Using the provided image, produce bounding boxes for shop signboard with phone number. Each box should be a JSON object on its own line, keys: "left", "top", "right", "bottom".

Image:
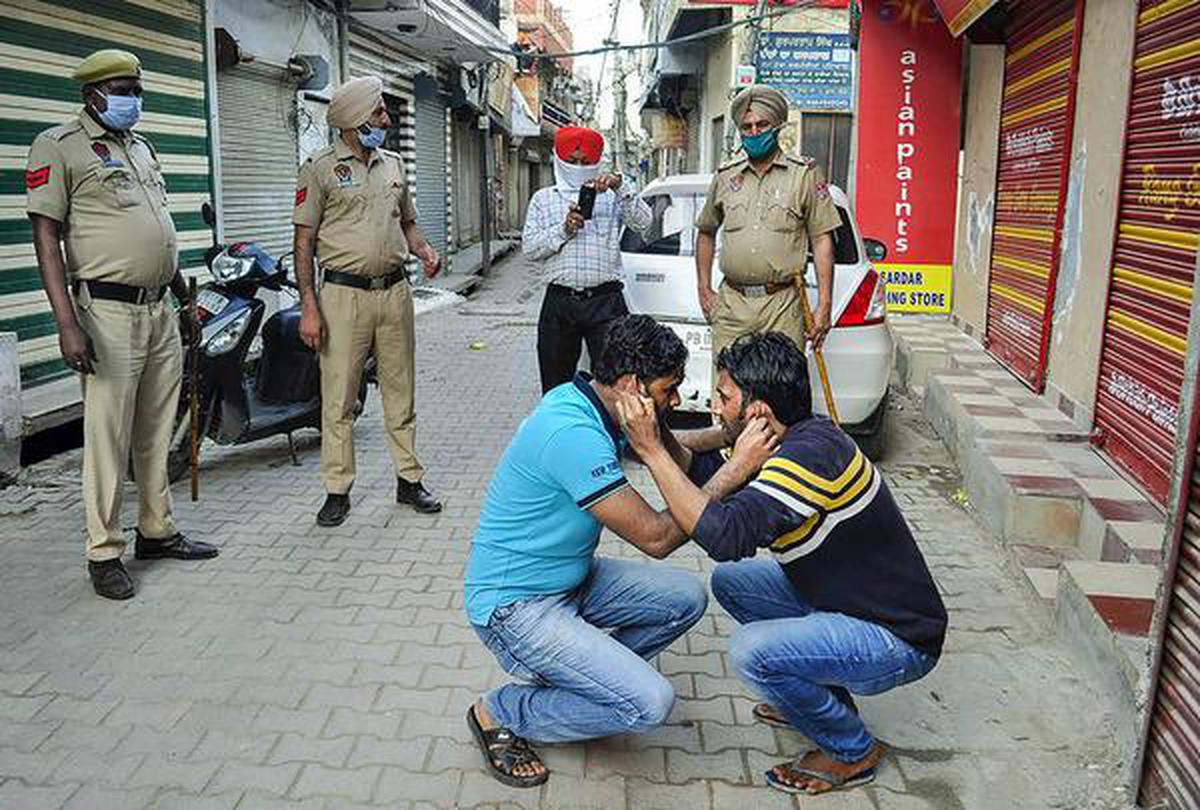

{"left": 756, "top": 32, "right": 853, "bottom": 112}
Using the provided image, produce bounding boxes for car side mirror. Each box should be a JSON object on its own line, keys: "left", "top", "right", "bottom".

{"left": 863, "top": 238, "right": 887, "bottom": 262}
{"left": 201, "top": 201, "right": 216, "bottom": 228}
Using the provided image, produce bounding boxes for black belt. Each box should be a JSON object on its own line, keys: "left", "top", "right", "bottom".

{"left": 73, "top": 280, "right": 167, "bottom": 304}
{"left": 548, "top": 280, "right": 623, "bottom": 299}
{"left": 324, "top": 269, "right": 406, "bottom": 291}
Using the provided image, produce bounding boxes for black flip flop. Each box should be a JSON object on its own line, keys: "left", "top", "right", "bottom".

{"left": 466, "top": 705, "right": 548, "bottom": 789}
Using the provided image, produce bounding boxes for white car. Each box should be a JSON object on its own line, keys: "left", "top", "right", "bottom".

{"left": 619, "top": 173, "right": 894, "bottom": 457}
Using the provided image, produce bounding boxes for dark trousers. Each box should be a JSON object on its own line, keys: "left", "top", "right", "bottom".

{"left": 537, "top": 283, "right": 629, "bottom": 394}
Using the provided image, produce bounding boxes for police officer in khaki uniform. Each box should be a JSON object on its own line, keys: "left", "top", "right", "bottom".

{"left": 25, "top": 50, "right": 218, "bottom": 600}
{"left": 696, "top": 85, "right": 841, "bottom": 363}
{"left": 293, "top": 76, "right": 442, "bottom": 527}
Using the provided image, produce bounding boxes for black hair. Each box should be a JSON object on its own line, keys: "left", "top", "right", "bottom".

{"left": 592, "top": 315, "right": 688, "bottom": 386}
{"left": 716, "top": 332, "right": 812, "bottom": 426}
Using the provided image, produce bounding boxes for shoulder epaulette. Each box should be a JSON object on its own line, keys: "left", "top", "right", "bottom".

{"left": 718, "top": 155, "right": 748, "bottom": 172}
{"left": 787, "top": 154, "right": 816, "bottom": 166}
{"left": 44, "top": 120, "right": 83, "bottom": 142}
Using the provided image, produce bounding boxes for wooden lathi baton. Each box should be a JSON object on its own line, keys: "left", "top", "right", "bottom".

{"left": 188, "top": 276, "right": 200, "bottom": 501}
{"left": 794, "top": 272, "right": 840, "bottom": 425}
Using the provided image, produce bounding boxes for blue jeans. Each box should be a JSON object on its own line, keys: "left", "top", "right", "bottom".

{"left": 712, "top": 559, "right": 937, "bottom": 763}
{"left": 474, "top": 557, "right": 707, "bottom": 743}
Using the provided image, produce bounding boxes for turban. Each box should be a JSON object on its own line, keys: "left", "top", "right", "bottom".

{"left": 730, "top": 84, "right": 789, "bottom": 127}
{"left": 554, "top": 127, "right": 604, "bottom": 165}
{"left": 73, "top": 49, "right": 141, "bottom": 84}
{"left": 328, "top": 76, "right": 383, "bottom": 129}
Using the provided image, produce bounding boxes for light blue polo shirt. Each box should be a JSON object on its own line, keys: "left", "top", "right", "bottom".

{"left": 464, "top": 372, "right": 629, "bottom": 626}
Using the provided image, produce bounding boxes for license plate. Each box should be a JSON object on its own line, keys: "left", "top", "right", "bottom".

{"left": 196, "top": 289, "right": 229, "bottom": 317}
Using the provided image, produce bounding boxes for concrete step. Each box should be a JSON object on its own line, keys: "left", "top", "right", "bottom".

{"left": 1056, "top": 560, "right": 1158, "bottom": 740}
{"left": 963, "top": 442, "right": 1084, "bottom": 547}
{"left": 889, "top": 315, "right": 986, "bottom": 396}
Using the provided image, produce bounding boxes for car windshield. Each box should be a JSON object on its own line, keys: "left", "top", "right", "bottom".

{"left": 621, "top": 190, "right": 860, "bottom": 264}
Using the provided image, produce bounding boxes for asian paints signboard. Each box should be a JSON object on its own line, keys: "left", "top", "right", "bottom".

{"left": 855, "top": 0, "right": 962, "bottom": 313}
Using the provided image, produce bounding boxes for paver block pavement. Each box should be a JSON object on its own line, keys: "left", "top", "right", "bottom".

{"left": 0, "top": 252, "right": 1133, "bottom": 808}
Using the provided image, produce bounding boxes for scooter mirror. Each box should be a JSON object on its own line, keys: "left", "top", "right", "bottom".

{"left": 201, "top": 202, "right": 216, "bottom": 228}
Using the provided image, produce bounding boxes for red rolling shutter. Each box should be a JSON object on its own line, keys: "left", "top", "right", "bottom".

{"left": 1093, "top": 0, "right": 1200, "bottom": 505}
{"left": 983, "top": 0, "right": 1085, "bottom": 391}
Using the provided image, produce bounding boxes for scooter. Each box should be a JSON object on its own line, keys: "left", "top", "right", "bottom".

{"left": 162, "top": 209, "right": 370, "bottom": 482}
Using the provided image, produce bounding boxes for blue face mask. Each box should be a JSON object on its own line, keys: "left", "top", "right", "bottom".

{"left": 96, "top": 93, "right": 142, "bottom": 131}
{"left": 742, "top": 127, "right": 779, "bottom": 160}
{"left": 357, "top": 127, "right": 386, "bottom": 149}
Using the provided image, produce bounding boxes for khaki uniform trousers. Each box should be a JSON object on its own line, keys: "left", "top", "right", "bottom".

{"left": 319, "top": 280, "right": 422, "bottom": 494}
{"left": 710, "top": 281, "right": 808, "bottom": 360}
{"left": 76, "top": 296, "right": 181, "bottom": 561}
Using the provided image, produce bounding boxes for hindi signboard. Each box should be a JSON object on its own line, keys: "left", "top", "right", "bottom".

{"left": 757, "top": 32, "right": 853, "bottom": 112}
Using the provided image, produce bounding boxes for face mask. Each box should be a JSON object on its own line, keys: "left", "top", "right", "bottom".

{"left": 742, "top": 127, "right": 779, "bottom": 160}
{"left": 554, "top": 155, "right": 601, "bottom": 191}
{"left": 95, "top": 93, "right": 142, "bottom": 131}
{"left": 357, "top": 127, "right": 386, "bottom": 149}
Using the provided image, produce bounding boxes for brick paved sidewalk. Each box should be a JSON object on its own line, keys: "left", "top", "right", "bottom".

{"left": 0, "top": 253, "right": 1130, "bottom": 809}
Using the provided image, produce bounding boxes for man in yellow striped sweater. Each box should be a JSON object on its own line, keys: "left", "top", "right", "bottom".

{"left": 617, "top": 331, "right": 947, "bottom": 798}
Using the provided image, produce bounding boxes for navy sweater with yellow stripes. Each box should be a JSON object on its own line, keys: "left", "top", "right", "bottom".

{"left": 693, "top": 417, "right": 947, "bottom": 658}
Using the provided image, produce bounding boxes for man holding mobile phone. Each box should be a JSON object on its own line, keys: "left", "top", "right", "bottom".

{"left": 522, "top": 127, "right": 653, "bottom": 394}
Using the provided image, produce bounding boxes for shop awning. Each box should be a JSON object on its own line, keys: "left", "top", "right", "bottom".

{"left": 933, "top": 0, "right": 1001, "bottom": 36}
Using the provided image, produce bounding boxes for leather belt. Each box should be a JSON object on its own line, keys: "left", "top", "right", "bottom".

{"left": 725, "top": 280, "right": 792, "bottom": 298}
{"left": 547, "top": 280, "right": 624, "bottom": 299}
{"left": 73, "top": 280, "right": 167, "bottom": 304}
{"left": 324, "top": 268, "right": 406, "bottom": 291}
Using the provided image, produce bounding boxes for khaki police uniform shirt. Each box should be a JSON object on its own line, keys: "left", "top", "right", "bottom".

{"left": 25, "top": 111, "right": 178, "bottom": 286}
{"left": 292, "top": 138, "right": 418, "bottom": 277}
{"left": 696, "top": 153, "right": 841, "bottom": 285}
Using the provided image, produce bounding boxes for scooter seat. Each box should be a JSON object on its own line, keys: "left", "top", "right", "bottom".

{"left": 257, "top": 306, "right": 319, "bottom": 403}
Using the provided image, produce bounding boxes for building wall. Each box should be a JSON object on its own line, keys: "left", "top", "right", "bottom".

{"left": 1042, "top": 0, "right": 1138, "bottom": 425}
{"left": 950, "top": 43, "right": 1004, "bottom": 337}
{"left": 213, "top": 0, "right": 340, "bottom": 80}
{"left": 701, "top": 31, "right": 733, "bottom": 170}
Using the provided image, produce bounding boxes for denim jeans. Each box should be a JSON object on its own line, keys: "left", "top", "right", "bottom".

{"left": 474, "top": 557, "right": 707, "bottom": 743}
{"left": 712, "top": 558, "right": 937, "bottom": 763}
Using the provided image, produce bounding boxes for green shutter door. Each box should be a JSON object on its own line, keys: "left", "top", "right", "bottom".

{"left": 0, "top": 0, "right": 212, "bottom": 397}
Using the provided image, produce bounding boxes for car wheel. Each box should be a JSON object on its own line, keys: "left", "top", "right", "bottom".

{"left": 851, "top": 394, "right": 889, "bottom": 461}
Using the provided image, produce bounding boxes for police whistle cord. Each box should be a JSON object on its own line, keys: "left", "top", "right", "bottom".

{"left": 189, "top": 276, "right": 200, "bottom": 502}
{"left": 794, "top": 274, "right": 839, "bottom": 425}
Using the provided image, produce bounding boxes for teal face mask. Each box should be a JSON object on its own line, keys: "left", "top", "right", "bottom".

{"left": 742, "top": 127, "right": 779, "bottom": 160}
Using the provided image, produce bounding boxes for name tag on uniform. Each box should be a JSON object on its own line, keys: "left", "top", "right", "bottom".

{"left": 333, "top": 163, "right": 357, "bottom": 188}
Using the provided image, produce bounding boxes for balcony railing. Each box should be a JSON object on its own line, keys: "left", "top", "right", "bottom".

{"left": 542, "top": 100, "right": 573, "bottom": 129}
{"left": 464, "top": 0, "right": 500, "bottom": 26}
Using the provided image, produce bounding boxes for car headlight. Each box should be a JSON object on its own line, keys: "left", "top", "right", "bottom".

{"left": 205, "top": 309, "right": 253, "bottom": 356}
{"left": 210, "top": 254, "right": 253, "bottom": 282}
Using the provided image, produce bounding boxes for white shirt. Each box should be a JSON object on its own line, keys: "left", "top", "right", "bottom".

{"left": 522, "top": 185, "right": 653, "bottom": 290}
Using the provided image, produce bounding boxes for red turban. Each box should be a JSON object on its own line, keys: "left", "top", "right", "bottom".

{"left": 554, "top": 127, "right": 604, "bottom": 164}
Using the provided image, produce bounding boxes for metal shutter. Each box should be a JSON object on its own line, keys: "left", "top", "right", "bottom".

{"left": 414, "top": 93, "right": 449, "bottom": 256}
{"left": 1141, "top": 351, "right": 1200, "bottom": 807}
{"left": 1092, "top": 0, "right": 1200, "bottom": 505}
{"left": 217, "top": 61, "right": 298, "bottom": 259}
{"left": 453, "top": 116, "right": 481, "bottom": 245}
{"left": 983, "top": 0, "right": 1084, "bottom": 391}
{"left": 686, "top": 105, "right": 701, "bottom": 173}
{"left": 0, "top": 0, "right": 211, "bottom": 396}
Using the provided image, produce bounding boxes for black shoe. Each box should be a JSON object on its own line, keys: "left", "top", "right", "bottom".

{"left": 88, "top": 559, "right": 135, "bottom": 600}
{"left": 317, "top": 493, "right": 351, "bottom": 526}
{"left": 396, "top": 478, "right": 442, "bottom": 513}
{"left": 134, "top": 531, "right": 219, "bottom": 560}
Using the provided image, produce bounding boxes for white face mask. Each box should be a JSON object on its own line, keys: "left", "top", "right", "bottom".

{"left": 554, "top": 156, "right": 602, "bottom": 192}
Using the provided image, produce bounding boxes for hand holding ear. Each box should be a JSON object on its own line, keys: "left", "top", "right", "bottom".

{"left": 730, "top": 417, "right": 780, "bottom": 479}
{"left": 616, "top": 389, "right": 661, "bottom": 455}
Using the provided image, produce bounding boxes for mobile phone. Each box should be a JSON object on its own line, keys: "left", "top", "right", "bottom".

{"left": 577, "top": 184, "right": 596, "bottom": 220}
